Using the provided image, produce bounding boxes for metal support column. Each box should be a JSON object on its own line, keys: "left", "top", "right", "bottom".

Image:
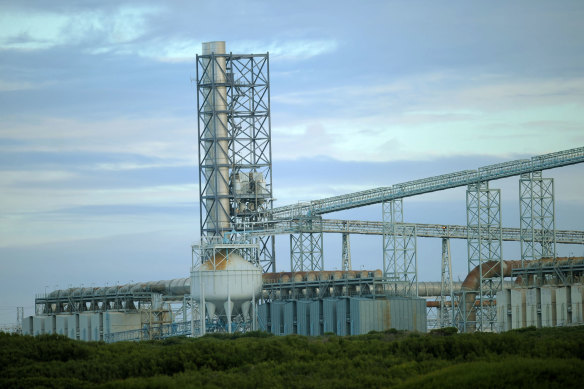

{"left": 342, "top": 232, "right": 352, "bottom": 271}
{"left": 382, "top": 199, "right": 418, "bottom": 296}
{"left": 440, "top": 238, "right": 454, "bottom": 328}
{"left": 290, "top": 217, "right": 324, "bottom": 272}
{"left": 520, "top": 171, "right": 556, "bottom": 282}
{"left": 463, "top": 181, "right": 502, "bottom": 332}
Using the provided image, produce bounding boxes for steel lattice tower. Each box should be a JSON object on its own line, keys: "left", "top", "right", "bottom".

{"left": 462, "top": 181, "right": 502, "bottom": 332}
{"left": 382, "top": 199, "right": 418, "bottom": 296}
{"left": 196, "top": 42, "right": 275, "bottom": 270}
{"left": 520, "top": 172, "right": 556, "bottom": 261}
{"left": 290, "top": 217, "right": 324, "bottom": 272}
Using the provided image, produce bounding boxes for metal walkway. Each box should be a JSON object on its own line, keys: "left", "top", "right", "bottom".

{"left": 267, "top": 147, "right": 584, "bottom": 218}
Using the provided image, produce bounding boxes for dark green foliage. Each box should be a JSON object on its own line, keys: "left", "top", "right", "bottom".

{"left": 1, "top": 326, "right": 584, "bottom": 388}
{"left": 429, "top": 326, "right": 458, "bottom": 336}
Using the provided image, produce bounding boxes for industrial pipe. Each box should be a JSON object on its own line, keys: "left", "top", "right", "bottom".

{"left": 461, "top": 260, "right": 523, "bottom": 332}
{"left": 45, "top": 278, "right": 191, "bottom": 300}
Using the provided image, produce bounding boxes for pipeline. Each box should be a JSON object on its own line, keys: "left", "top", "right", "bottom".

{"left": 460, "top": 260, "right": 523, "bottom": 332}
{"left": 46, "top": 278, "right": 190, "bottom": 299}
{"left": 262, "top": 270, "right": 383, "bottom": 283}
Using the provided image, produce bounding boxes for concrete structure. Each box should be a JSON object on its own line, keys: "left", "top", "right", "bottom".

{"left": 572, "top": 285, "right": 584, "bottom": 323}
{"left": 259, "top": 296, "right": 426, "bottom": 336}
{"left": 91, "top": 313, "right": 102, "bottom": 341}
{"left": 22, "top": 316, "right": 33, "bottom": 335}
{"left": 55, "top": 315, "right": 69, "bottom": 336}
{"left": 497, "top": 285, "right": 584, "bottom": 332}
{"left": 32, "top": 316, "right": 45, "bottom": 336}
{"left": 78, "top": 313, "right": 93, "bottom": 341}
{"left": 497, "top": 289, "right": 526, "bottom": 331}
{"left": 555, "top": 287, "right": 569, "bottom": 326}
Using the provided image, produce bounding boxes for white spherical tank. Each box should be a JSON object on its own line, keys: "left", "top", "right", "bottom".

{"left": 191, "top": 251, "right": 262, "bottom": 321}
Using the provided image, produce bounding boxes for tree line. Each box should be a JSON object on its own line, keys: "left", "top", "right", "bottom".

{"left": 1, "top": 326, "right": 583, "bottom": 388}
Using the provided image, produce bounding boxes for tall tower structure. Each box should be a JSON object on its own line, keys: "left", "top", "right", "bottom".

{"left": 196, "top": 41, "right": 275, "bottom": 270}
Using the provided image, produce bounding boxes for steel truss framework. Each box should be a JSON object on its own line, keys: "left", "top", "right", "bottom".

{"left": 461, "top": 182, "right": 502, "bottom": 332}
{"left": 290, "top": 218, "right": 324, "bottom": 272}
{"left": 196, "top": 52, "right": 275, "bottom": 271}
{"left": 383, "top": 199, "right": 418, "bottom": 296}
{"left": 520, "top": 171, "right": 556, "bottom": 263}
{"left": 440, "top": 238, "right": 455, "bottom": 328}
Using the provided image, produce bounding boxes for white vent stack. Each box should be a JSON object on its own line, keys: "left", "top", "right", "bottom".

{"left": 201, "top": 41, "right": 230, "bottom": 236}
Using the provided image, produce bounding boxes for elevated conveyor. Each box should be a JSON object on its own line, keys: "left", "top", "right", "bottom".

{"left": 266, "top": 147, "right": 584, "bottom": 218}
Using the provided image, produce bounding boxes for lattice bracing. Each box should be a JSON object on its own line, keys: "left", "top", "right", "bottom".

{"left": 465, "top": 182, "right": 502, "bottom": 332}
{"left": 520, "top": 171, "right": 556, "bottom": 264}
{"left": 383, "top": 199, "right": 418, "bottom": 296}
{"left": 290, "top": 218, "right": 324, "bottom": 272}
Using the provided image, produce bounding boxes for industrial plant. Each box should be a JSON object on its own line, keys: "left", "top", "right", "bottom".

{"left": 22, "top": 42, "right": 584, "bottom": 341}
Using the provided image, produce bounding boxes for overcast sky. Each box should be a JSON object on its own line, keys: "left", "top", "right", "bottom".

{"left": 1, "top": 0, "right": 583, "bottom": 324}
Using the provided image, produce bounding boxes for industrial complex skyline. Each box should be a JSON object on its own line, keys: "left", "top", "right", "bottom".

{"left": 1, "top": 1, "right": 583, "bottom": 324}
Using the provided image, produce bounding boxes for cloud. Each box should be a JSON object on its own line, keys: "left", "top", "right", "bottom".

{"left": 0, "top": 116, "right": 197, "bottom": 162}
{"left": 271, "top": 73, "right": 584, "bottom": 162}
{"left": 0, "top": 182, "right": 197, "bottom": 247}
{"left": 124, "top": 38, "right": 339, "bottom": 63}
{"left": 0, "top": 80, "right": 46, "bottom": 92}
{"left": 0, "top": 3, "right": 338, "bottom": 65}
{"left": 230, "top": 39, "right": 339, "bottom": 61}
{"left": 0, "top": 4, "right": 161, "bottom": 51}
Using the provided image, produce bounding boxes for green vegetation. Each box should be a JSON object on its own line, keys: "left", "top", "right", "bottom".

{"left": 1, "top": 326, "right": 584, "bottom": 388}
